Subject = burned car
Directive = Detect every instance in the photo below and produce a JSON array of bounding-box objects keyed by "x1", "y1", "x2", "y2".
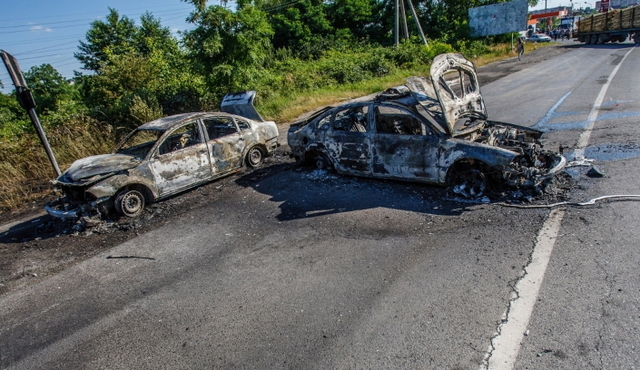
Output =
[
  {"x1": 46, "y1": 91, "x2": 278, "y2": 218},
  {"x1": 288, "y1": 53, "x2": 566, "y2": 198}
]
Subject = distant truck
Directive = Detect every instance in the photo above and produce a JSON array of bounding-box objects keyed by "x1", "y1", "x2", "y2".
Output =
[{"x1": 574, "y1": 5, "x2": 640, "y2": 44}]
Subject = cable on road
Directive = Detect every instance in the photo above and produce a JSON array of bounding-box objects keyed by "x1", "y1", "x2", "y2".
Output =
[{"x1": 497, "y1": 194, "x2": 640, "y2": 209}]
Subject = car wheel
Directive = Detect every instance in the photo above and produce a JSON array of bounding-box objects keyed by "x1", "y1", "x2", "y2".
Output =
[
  {"x1": 451, "y1": 169, "x2": 487, "y2": 199},
  {"x1": 246, "y1": 146, "x2": 264, "y2": 168},
  {"x1": 114, "y1": 189, "x2": 146, "y2": 218},
  {"x1": 314, "y1": 154, "x2": 333, "y2": 171}
]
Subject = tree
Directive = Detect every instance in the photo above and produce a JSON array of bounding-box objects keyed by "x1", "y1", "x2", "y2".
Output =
[
  {"x1": 75, "y1": 8, "x2": 137, "y2": 72},
  {"x1": 182, "y1": 5, "x2": 274, "y2": 96},
  {"x1": 326, "y1": 0, "x2": 378, "y2": 40},
  {"x1": 77, "y1": 9, "x2": 204, "y2": 128},
  {"x1": 263, "y1": 0, "x2": 333, "y2": 54},
  {"x1": 24, "y1": 64, "x2": 78, "y2": 115}
]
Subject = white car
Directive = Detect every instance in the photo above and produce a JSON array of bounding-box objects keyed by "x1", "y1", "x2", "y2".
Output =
[
  {"x1": 46, "y1": 92, "x2": 279, "y2": 218},
  {"x1": 528, "y1": 34, "x2": 552, "y2": 42}
]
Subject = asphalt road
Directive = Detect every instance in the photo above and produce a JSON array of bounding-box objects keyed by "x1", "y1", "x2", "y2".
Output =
[{"x1": 2, "y1": 42, "x2": 640, "y2": 369}]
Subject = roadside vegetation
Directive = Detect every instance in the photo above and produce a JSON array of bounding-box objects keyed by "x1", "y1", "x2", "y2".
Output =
[{"x1": 0, "y1": 0, "x2": 538, "y2": 212}]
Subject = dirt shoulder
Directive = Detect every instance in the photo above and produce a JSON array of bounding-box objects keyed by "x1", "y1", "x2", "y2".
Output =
[{"x1": 0, "y1": 43, "x2": 577, "y2": 296}]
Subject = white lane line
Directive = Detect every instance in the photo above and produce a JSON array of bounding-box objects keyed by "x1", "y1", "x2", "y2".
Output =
[
  {"x1": 480, "y1": 46, "x2": 637, "y2": 370},
  {"x1": 480, "y1": 208, "x2": 565, "y2": 370},
  {"x1": 532, "y1": 91, "x2": 572, "y2": 130},
  {"x1": 573, "y1": 46, "x2": 636, "y2": 160}
]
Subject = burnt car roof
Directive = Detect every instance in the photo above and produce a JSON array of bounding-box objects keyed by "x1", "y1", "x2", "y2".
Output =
[{"x1": 138, "y1": 112, "x2": 244, "y2": 131}]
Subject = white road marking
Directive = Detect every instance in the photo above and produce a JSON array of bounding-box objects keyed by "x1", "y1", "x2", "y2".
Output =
[
  {"x1": 480, "y1": 45, "x2": 637, "y2": 370},
  {"x1": 480, "y1": 209, "x2": 565, "y2": 370},
  {"x1": 574, "y1": 46, "x2": 636, "y2": 160}
]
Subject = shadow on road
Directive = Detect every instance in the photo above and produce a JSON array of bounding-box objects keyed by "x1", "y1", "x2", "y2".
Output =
[{"x1": 236, "y1": 163, "x2": 482, "y2": 221}]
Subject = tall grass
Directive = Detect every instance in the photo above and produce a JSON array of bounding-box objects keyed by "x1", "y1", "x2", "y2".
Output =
[{"x1": 0, "y1": 116, "x2": 113, "y2": 211}]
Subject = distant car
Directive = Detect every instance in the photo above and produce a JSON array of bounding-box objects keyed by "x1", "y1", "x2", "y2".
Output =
[
  {"x1": 287, "y1": 53, "x2": 566, "y2": 198},
  {"x1": 528, "y1": 34, "x2": 552, "y2": 42},
  {"x1": 46, "y1": 91, "x2": 279, "y2": 219}
]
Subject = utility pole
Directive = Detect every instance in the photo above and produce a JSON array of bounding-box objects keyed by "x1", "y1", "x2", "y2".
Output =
[
  {"x1": 395, "y1": 0, "x2": 400, "y2": 45},
  {"x1": 394, "y1": 0, "x2": 428, "y2": 46}
]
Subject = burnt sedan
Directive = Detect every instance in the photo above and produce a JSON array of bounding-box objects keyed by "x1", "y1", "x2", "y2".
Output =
[
  {"x1": 288, "y1": 53, "x2": 565, "y2": 198},
  {"x1": 46, "y1": 91, "x2": 278, "y2": 218}
]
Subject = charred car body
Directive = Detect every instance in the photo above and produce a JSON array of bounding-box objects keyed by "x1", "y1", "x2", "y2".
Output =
[
  {"x1": 288, "y1": 53, "x2": 566, "y2": 198},
  {"x1": 46, "y1": 91, "x2": 278, "y2": 218}
]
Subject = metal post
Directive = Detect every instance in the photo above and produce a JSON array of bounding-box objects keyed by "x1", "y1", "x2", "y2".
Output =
[
  {"x1": 395, "y1": 0, "x2": 400, "y2": 45},
  {"x1": 27, "y1": 108, "x2": 61, "y2": 176},
  {"x1": 1, "y1": 50, "x2": 61, "y2": 177},
  {"x1": 405, "y1": 0, "x2": 428, "y2": 45},
  {"x1": 400, "y1": 0, "x2": 409, "y2": 40}
]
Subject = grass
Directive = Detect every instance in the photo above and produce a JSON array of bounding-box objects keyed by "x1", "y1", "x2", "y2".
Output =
[{"x1": 259, "y1": 43, "x2": 517, "y2": 124}]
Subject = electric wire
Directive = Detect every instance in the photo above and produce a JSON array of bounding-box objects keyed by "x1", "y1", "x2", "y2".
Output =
[{"x1": 497, "y1": 195, "x2": 640, "y2": 209}]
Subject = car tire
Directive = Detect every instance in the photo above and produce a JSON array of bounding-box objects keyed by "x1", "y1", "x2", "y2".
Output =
[
  {"x1": 314, "y1": 154, "x2": 333, "y2": 171},
  {"x1": 450, "y1": 169, "x2": 487, "y2": 199},
  {"x1": 246, "y1": 146, "x2": 264, "y2": 168},
  {"x1": 114, "y1": 189, "x2": 146, "y2": 218}
]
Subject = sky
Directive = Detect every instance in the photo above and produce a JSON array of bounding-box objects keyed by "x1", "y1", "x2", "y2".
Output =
[
  {"x1": 529, "y1": 0, "x2": 594, "y2": 11},
  {"x1": 1, "y1": 0, "x2": 588, "y2": 93},
  {"x1": 0, "y1": 0, "x2": 207, "y2": 93}
]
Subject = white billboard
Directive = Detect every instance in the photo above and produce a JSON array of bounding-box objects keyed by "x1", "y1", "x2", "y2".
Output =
[{"x1": 469, "y1": 0, "x2": 529, "y2": 37}]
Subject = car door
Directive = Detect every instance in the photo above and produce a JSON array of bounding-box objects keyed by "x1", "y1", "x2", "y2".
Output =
[
  {"x1": 202, "y1": 116, "x2": 246, "y2": 175},
  {"x1": 371, "y1": 104, "x2": 440, "y2": 182},
  {"x1": 149, "y1": 120, "x2": 212, "y2": 196},
  {"x1": 323, "y1": 104, "x2": 372, "y2": 175}
]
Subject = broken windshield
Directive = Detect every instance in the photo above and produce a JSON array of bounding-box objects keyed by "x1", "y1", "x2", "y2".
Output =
[{"x1": 115, "y1": 129, "x2": 161, "y2": 159}]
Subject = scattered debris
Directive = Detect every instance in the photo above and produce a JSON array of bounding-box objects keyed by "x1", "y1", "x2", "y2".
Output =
[{"x1": 586, "y1": 165, "x2": 607, "y2": 178}]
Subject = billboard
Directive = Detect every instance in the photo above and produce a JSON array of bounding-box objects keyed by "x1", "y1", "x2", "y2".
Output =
[{"x1": 469, "y1": 0, "x2": 529, "y2": 37}]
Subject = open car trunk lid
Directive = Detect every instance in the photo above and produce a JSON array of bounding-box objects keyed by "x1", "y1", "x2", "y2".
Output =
[{"x1": 220, "y1": 90, "x2": 264, "y2": 122}]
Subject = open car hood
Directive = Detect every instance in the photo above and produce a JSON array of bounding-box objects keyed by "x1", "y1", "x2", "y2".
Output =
[{"x1": 406, "y1": 53, "x2": 487, "y2": 135}]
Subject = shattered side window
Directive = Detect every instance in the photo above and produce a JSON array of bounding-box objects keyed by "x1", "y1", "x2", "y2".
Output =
[
  {"x1": 116, "y1": 129, "x2": 160, "y2": 159},
  {"x1": 158, "y1": 122, "x2": 201, "y2": 155},
  {"x1": 316, "y1": 113, "x2": 332, "y2": 130},
  {"x1": 204, "y1": 117, "x2": 239, "y2": 140},
  {"x1": 236, "y1": 119, "x2": 250, "y2": 131},
  {"x1": 374, "y1": 106, "x2": 424, "y2": 135},
  {"x1": 333, "y1": 106, "x2": 369, "y2": 132}
]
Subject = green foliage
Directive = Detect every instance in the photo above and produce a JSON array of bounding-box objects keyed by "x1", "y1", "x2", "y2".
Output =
[
  {"x1": 266, "y1": 0, "x2": 333, "y2": 54},
  {"x1": 0, "y1": 92, "x2": 30, "y2": 139},
  {"x1": 183, "y1": 5, "x2": 274, "y2": 99},
  {"x1": 77, "y1": 10, "x2": 205, "y2": 131},
  {"x1": 75, "y1": 8, "x2": 138, "y2": 72},
  {"x1": 24, "y1": 64, "x2": 79, "y2": 116}
]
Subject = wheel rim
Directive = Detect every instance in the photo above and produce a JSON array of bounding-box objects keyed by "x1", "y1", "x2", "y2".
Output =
[
  {"x1": 116, "y1": 190, "x2": 145, "y2": 217},
  {"x1": 452, "y1": 169, "x2": 486, "y2": 199},
  {"x1": 314, "y1": 155, "x2": 330, "y2": 170},
  {"x1": 247, "y1": 147, "x2": 263, "y2": 167}
]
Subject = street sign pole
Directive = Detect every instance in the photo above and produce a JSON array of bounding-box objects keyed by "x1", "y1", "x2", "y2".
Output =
[{"x1": 1, "y1": 50, "x2": 61, "y2": 177}]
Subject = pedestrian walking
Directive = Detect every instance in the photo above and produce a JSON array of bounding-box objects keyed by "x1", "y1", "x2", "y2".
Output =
[{"x1": 517, "y1": 36, "x2": 525, "y2": 61}]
